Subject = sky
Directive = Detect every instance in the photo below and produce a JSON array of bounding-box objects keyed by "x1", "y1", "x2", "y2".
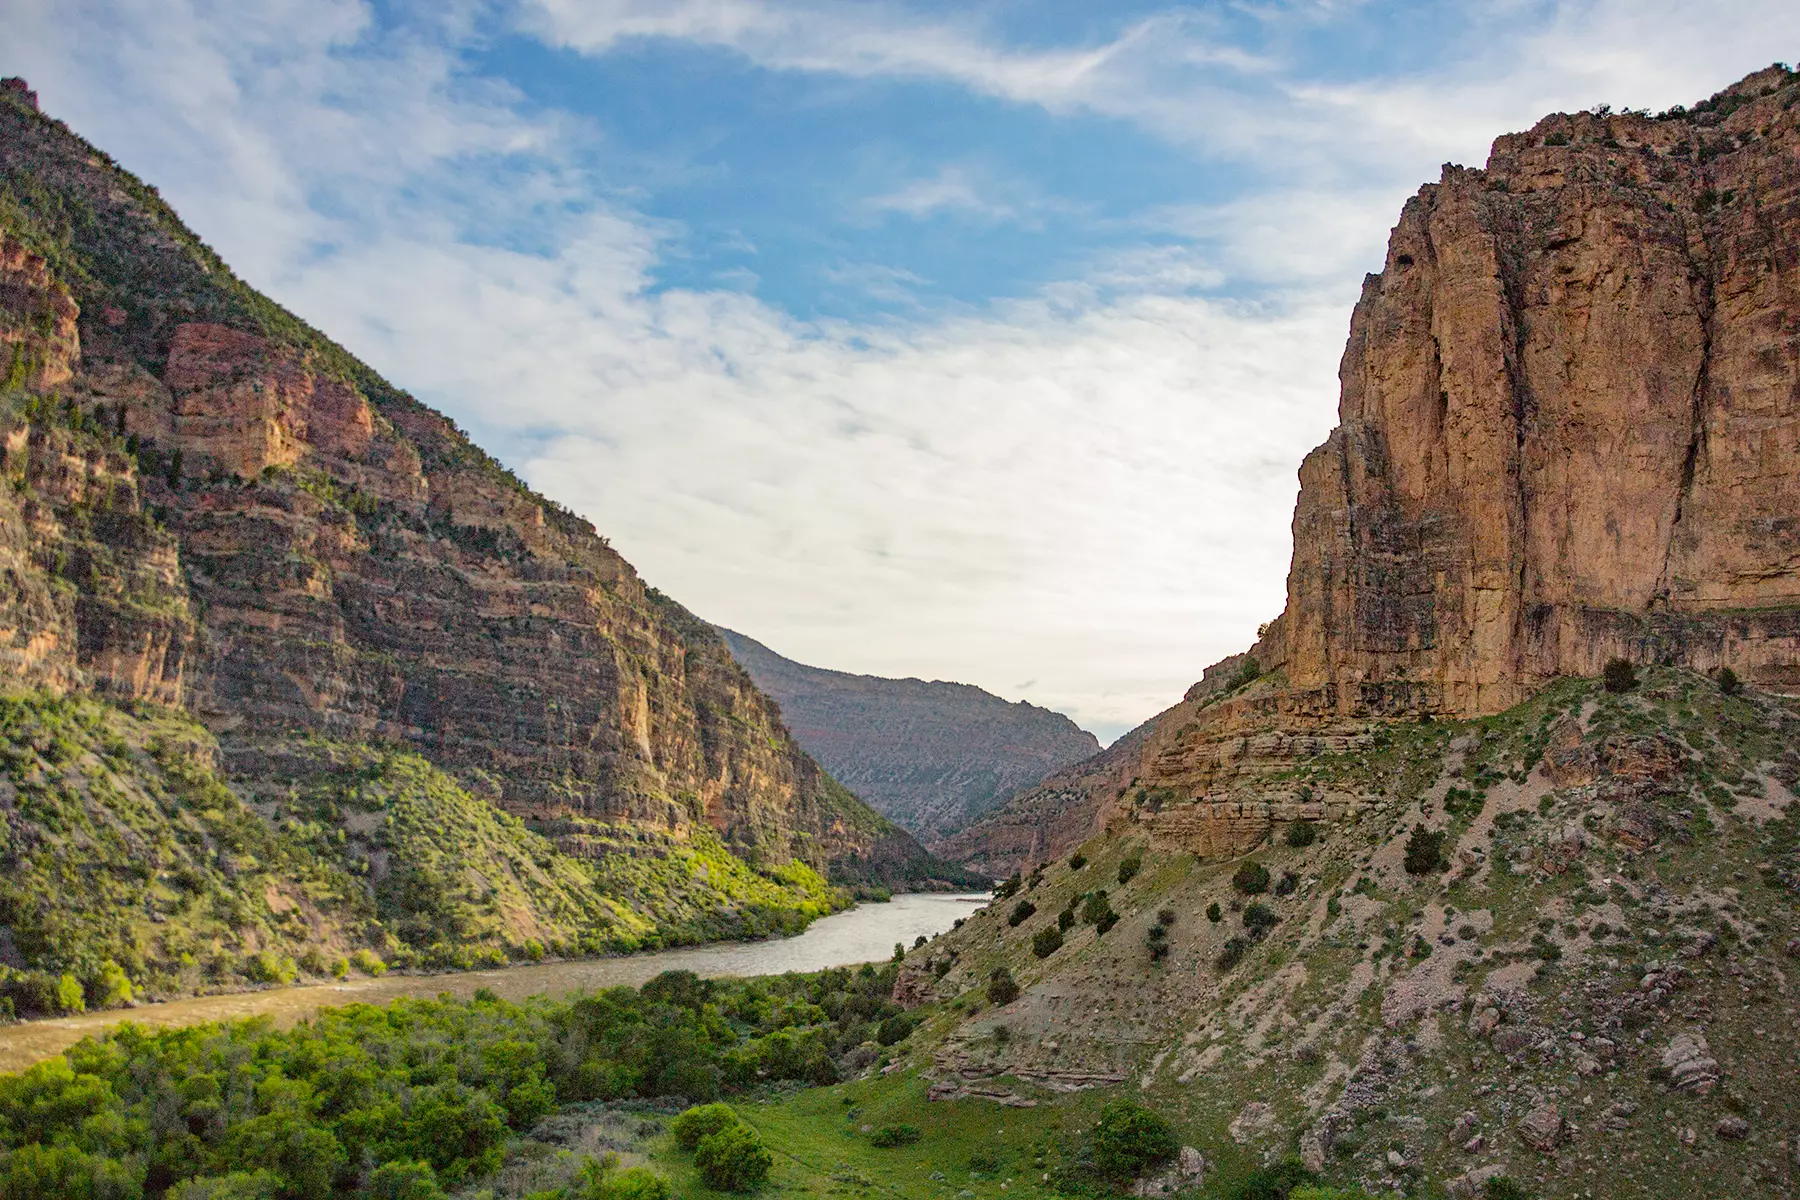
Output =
[{"x1": 6, "y1": 2, "x2": 1798, "y2": 743}]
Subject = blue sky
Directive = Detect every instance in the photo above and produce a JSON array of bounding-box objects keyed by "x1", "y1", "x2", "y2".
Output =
[{"x1": 9, "y1": 0, "x2": 1799, "y2": 741}]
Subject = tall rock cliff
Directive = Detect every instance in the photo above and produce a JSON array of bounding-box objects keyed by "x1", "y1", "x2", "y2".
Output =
[
  {"x1": 948, "y1": 66, "x2": 1800, "y2": 872},
  {"x1": 0, "y1": 78, "x2": 957, "y2": 950},
  {"x1": 717, "y1": 627, "x2": 1099, "y2": 843},
  {"x1": 1258, "y1": 63, "x2": 1800, "y2": 718}
]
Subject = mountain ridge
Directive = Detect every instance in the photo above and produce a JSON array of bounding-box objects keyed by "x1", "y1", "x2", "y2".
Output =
[{"x1": 717, "y1": 626, "x2": 1099, "y2": 844}]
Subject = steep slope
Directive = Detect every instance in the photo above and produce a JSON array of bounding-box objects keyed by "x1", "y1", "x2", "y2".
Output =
[
  {"x1": 893, "y1": 666, "x2": 1799, "y2": 1198},
  {"x1": 718, "y1": 627, "x2": 1099, "y2": 842},
  {"x1": 0, "y1": 80, "x2": 966, "y2": 1010}
]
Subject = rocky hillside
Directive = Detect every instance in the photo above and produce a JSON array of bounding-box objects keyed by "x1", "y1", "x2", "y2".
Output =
[
  {"x1": 948, "y1": 65, "x2": 1800, "y2": 881},
  {"x1": 890, "y1": 666, "x2": 1799, "y2": 1198},
  {"x1": 0, "y1": 79, "x2": 968, "y2": 1014},
  {"x1": 718, "y1": 627, "x2": 1099, "y2": 843}
]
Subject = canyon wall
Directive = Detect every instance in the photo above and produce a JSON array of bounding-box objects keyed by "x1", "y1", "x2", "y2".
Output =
[{"x1": 0, "y1": 81, "x2": 948, "y2": 886}]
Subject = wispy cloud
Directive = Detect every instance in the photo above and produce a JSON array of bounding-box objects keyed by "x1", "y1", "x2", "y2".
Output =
[{"x1": 7, "y1": 0, "x2": 1799, "y2": 741}]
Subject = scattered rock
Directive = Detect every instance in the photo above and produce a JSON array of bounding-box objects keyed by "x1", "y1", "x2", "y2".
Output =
[
  {"x1": 1468, "y1": 1007, "x2": 1502, "y2": 1039},
  {"x1": 1447, "y1": 1164, "x2": 1508, "y2": 1198},
  {"x1": 1386, "y1": 1149, "x2": 1407, "y2": 1168},
  {"x1": 1229, "y1": 1101, "x2": 1276, "y2": 1144},
  {"x1": 1660, "y1": 1031, "x2": 1720, "y2": 1095},
  {"x1": 1517, "y1": 1099, "x2": 1566, "y2": 1152},
  {"x1": 1715, "y1": 1115, "x2": 1749, "y2": 1141},
  {"x1": 1129, "y1": 1146, "x2": 1205, "y2": 1197},
  {"x1": 1462, "y1": 1133, "x2": 1486, "y2": 1153},
  {"x1": 1447, "y1": 1111, "x2": 1479, "y2": 1146}
]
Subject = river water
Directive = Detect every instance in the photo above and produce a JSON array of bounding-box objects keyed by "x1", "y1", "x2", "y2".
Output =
[{"x1": 0, "y1": 892, "x2": 990, "y2": 1075}]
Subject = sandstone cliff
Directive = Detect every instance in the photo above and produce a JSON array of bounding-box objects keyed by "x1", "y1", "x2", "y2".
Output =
[
  {"x1": 0, "y1": 80, "x2": 958, "y2": 920},
  {"x1": 950, "y1": 66, "x2": 1800, "y2": 871},
  {"x1": 718, "y1": 627, "x2": 1099, "y2": 842},
  {"x1": 1258, "y1": 63, "x2": 1800, "y2": 719}
]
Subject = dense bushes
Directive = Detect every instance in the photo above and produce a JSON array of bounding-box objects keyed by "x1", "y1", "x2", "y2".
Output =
[
  {"x1": 1232, "y1": 861, "x2": 1271, "y2": 895},
  {"x1": 1033, "y1": 927, "x2": 1065, "y2": 958},
  {"x1": 0, "y1": 964, "x2": 906, "y2": 1197},
  {"x1": 691, "y1": 1122, "x2": 772, "y2": 1192},
  {"x1": 1602, "y1": 658, "x2": 1638, "y2": 693},
  {"x1": 1403, "y1": 825, "x2": 1447, "y2": 875}
]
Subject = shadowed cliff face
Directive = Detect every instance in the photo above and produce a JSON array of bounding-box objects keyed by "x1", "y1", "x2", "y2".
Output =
[
  {"x1": 948, "y1": 67, "x2": 1800, "y2": 872},
  {"x1": 1261, "y1": 63, "x2": 1800, "y2": 718},
  {"x1": 717, "y1": 627, "x2": 1099, "y2": 843},
  {"x1": 0, "y1": 84, "x2": 943, "y2": 886}
]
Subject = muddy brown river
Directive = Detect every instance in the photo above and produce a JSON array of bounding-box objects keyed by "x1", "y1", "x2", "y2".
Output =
[{"x1": 0, "y1": 892, "x2": 989, "y2": 1075}]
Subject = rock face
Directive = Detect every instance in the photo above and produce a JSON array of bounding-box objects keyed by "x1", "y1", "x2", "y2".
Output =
[
  {"x1": 1256, "y1": 64, "x2": 1800, "y2": 717},
  {"x1": 718, "y1": 627, "x2": 1099, "y2": 841},
  {"x1": 0, "y1": 81, "x2": 954, "y2": 892},
  {"x1": 947, "y1": 66, "x2": 1800, "y2": 867}
]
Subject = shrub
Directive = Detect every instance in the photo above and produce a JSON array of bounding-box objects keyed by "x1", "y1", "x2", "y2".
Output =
[
  {"x1": 368, "y1": 1160, "x2": 447, "y2": 1200},
  {"x1": 1145, "y1": 924, "x2": 1170, "y2": 961},
  {"x1": 876, "y1": 1015, "x2": 913, "y2": 1046},
  {"x1": 90, "y1": 960, "x2": 134, "y2": 1008},
  {"x1": 694, "y1": 1123, "x2": 772, "y2": 1192},
  {"x1": 1206, "y1": 901, "x2": 1222, "y2": 923},
  {"x1": 1482, "y1": 1177, "x2": 1532, "y2": 1200},
  {"x1": 1226, "y1": 1157, "x2": 1316, "y2": 1200},
  {"x1": 1155, "y1": 907, "x2": 1175, "y2": 927},
  {"x1": 349, "y1": 949, "x2": 387, "y2": 977},
  {"x1": 1716, "y1": 666, "x2": 1742, "y2": 696},
  {"x1": 1080, "y1": 890, "x2": 1114, "y2": 925},
  {"x1": 1243, "y1": 902, "x2": 1280, "y2": 940},
  {"x1": 1218, "y1": 936, "x2": 1252, "y2": 970},
  {"x1": 869, "y1": 1124, "x2": 922, "y2": 1147},
  {"x1": 168, "y1": 1171, "x2": 285, "y2": 1199},
  {"x1": 1067, "y1": 852, "x2": 1086, "y2": 870},
  {"x1": 2, "y1": 1143, "x2": 145, "y2": 1200},
  {"x1": 672, "y1": 1103, "x2": 740, "y2": 1150},
  {"x1": 1232, "y1": 860, "x2": 1271, "y2": 894},
  {"x1": 1057, "y1": 908, "x2": 1075, "y2": 932},
  {"x1": 1403, "y1": 824, "x2": 1447, "y2": 875},
  {"x1": 586, "y1": 1165, "x2": 672, "y2": 1200},
  {"x1": 985, "y1": 968, "x2": 1020, "y2": 1006},
  {"x1": 1032, "y1": 927, "x2": 1064, "y2": 958},
  {"x1": 1286, "y1": 821, "x2": 1317, "y2": 848},
  {"x1": 994, "y1": 872, "x2": 1022, "y2": 900},
  {"x1": 1008, "y1": 900, "x2": 1037, "y2": 927},
  {"x1": 1230, "y1": 657, "x2": 1262, "y2": 690},
  {"x1": 1091, "y1": 1099, "x2": 1177, "y2": 1182},
  {"x1": 1274, "y1": 871, "x2": 1299, "y2": 897},
  {"x1": 1602, "y1": 658, "x2": 1638, "y2": 693},
  {"x1": 1117, "y1": 854, "x2": 1142, "y2": 885}
]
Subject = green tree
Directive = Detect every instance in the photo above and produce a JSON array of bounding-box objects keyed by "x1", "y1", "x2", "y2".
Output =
[
  {"x1": 1117, "y1": 854, "x2": 1142, "y2": 885},
  {"x1": 1232, "y1": 860, "x2": 1270, "y2": 894},
  {"x1": 1007, "y1": 899, "x2": 1037, "y2": 927},
  {"x1": 672, "y1": 1103, "x2": 740, "y2": 1151},
  {"x1": 0, "y1": 1143, "x2": 142, "y2": 1200},
  {"x1": 985, "y1": 967, "x2": 1020, "y2": 1006},
  {"x1": 693, "y1": 1124, "x2": 773, "y2": 1192},
  {"x1": 166, "y1": 1174, "x2": 283, "y2": 1200},
  {"x1": 1403, "y1": 825, "x2": 1447, "y2": 875},
  {"x1": 366, "y1": 1160, "x2": 447, "y2": 1200},
  {"x1": 1602, "y1": 658, "x2": 1637, "y2": 693},
  {"x1": 1090, "y1": 1099, "x2": 1177, "y2": 1183},
  {"x1": 1285, "y1": 821, "x2": 1318, "y2": 848},
  {"x1": 1716, "y1": 666, "x2": 1742, "y2": 696},
  {"x1": 1032, "y1": 927, "x2": 1064, "y2": 958},
  {"x1": 1206, "y1": 901, "x2": 1222, "y2": 923}
]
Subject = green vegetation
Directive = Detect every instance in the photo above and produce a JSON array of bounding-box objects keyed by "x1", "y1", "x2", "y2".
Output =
[
  {"x1": 1402, "y1": 824, "x2": 1446, "y2": 875},
  {"x1": 985, "y1": 967, "x2": 1021, "y2": 1005},
  {"x1": 1602, "y1": 657, "x2": 1638, "y2": 693},
  {"x1": 1089, "y1": 1100, "x2": 1176, "y2": 1184},
  {"x1": 1032, "y1": 927, "x2": 1064, "y2": 958},
  {"x1": 1067, "y1": 853, "x2": 1086, "y2": 871},
  {"x1": 1285, "y1": 821, "x2": 1317, "y2": 848},
  {"x1": 0, "y1": 961, "x2": 917, "y2": 1196},
  {"x1": 0, "y1": 692, "x2": 856, "y2": 1016},
  {"x1": 1230, "y1": 860, "x2": 1270, "y2": 895},
  {"x1": 1116, "y1": 854, "x2": 1142, "y2": 885},
  {"x1": 1008, "y1": 900, "x2": 1037, "y2": 928}
]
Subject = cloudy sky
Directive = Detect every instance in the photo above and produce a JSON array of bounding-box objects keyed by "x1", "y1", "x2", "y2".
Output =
[{"x1": 7, "y1": 1, "x2": 1797, "y2": 741}]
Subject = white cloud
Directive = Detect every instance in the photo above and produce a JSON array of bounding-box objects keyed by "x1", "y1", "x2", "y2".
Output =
[{"x1": 7, "y1": 0, "x2": 1800, "y2": 744}]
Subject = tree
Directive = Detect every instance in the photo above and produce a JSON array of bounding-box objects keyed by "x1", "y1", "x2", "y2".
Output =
[
  {"x1": 367, "y1": 1161, "x2": 446, "y2": 1200},
  {"x1": 1403, "y1": 824, "x2": 1447, "y2": 875},
  {"x1": 1206, "y1": 901, "x2": 1222, "y2": 923},
  {"x1": 985, "y1": 967, "x2": 1021, "y2": 1006},
  {"x1": 1285, "y1": 821, "x2": 1318, "y2": 848},
  {"x1": 1242, "y1": 902, "x2": 1279, "y2": 941},
  {"x1": 1232, "y1": 860, "x2": 1270, "y2": 895},
  {"x1": 1067, "y1": 852, "x2": 1086, "y2": 870},
  {"x1": 1716, "y1": 666, "x2": 1742, "y2": 696},
  {"x1": 694, "y1": 1124, "x2": 773, "y2": 1192},
  {"x1": 1117, "y1": 854, "x2": 1142, "y2": 885},
  {"x1": 1032, "y1": 927, "x2": 1064, "y2": 958},
  {"x1": 0, "y1": 1143, "x2": 143, "y2": 1200},
  {"x1": 1602, "y1": 658, "x2": 1637, "y2": 693},
  {"x1": 672, "y1": 1103, "x2": 741, "y2": 1150},
  {"x1": 994, "y1": 872, "x2": 1022, "y2": 900},
  {"x1": 1008, "y1": 899, "x2": 1037, "y2": 927},
  {"x1": 1090, "y1": 1099, "x2": 1177, "y2": 1182}
]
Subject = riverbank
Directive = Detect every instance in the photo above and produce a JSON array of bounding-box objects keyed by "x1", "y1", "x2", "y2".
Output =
[{"x1": 0, "y1": 891, "x2": 989, "y2": 1074}]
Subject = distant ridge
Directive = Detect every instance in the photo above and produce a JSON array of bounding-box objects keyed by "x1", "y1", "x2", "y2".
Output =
[{"x1": 717, "y1": 628, "x2": 1100, "y2": 844}]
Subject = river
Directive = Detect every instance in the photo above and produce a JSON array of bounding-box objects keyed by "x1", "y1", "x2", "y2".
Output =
[{"x1": 0, "y1": 892, "x2": 990, "y2": 1075}]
